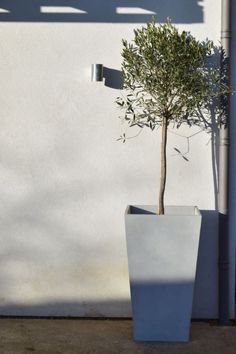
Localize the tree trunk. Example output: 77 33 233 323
157 116 168 215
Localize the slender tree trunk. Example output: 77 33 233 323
157 116 168 215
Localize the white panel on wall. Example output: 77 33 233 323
0 0 234 318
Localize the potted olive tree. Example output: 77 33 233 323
117 19 229 342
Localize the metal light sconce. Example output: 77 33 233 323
91 64 103 82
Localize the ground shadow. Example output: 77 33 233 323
0 0 204 23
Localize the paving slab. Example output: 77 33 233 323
0 318 236 354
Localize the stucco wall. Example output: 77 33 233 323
0 0 234 317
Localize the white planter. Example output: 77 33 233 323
125 205 202 342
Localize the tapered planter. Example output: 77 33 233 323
125 205 202 342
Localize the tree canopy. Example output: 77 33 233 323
117 19 229 135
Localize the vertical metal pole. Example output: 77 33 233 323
219 0 231 325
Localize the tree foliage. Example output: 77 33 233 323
117 18 229 132
116 19 231 214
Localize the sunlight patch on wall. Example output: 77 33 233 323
116 7 156 15
40 7 87 14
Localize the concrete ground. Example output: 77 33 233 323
0 318 236 354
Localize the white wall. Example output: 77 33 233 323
0 0 233 317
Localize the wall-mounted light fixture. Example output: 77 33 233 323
91 64 103 82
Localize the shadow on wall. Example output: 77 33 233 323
0 300 132 317
104 67 123 90
192 210 219 319
0 0 204 23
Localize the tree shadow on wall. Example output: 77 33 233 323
0 0 204 23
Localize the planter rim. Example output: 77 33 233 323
125 205 201 217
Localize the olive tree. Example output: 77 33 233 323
117 19 229 215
